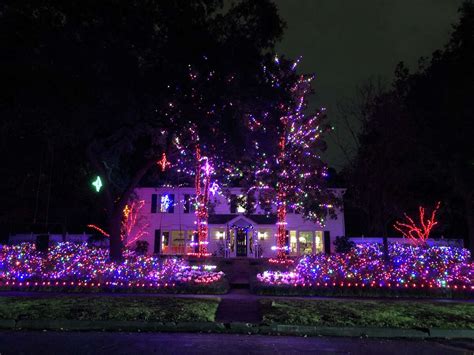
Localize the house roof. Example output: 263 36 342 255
208 214 277 225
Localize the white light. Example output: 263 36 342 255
258 231 268 240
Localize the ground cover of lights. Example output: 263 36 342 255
257 244 473 293
0 243 223 291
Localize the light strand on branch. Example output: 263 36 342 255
394 202 441 246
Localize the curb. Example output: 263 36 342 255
0 319 472 339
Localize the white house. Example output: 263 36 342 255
128 187 346 258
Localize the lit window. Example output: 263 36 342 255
214 230 226 240
160 194 174 213
171 230 185 254
257 231 268 240
237 200 246 214
290 230 297 255
315 231 323 253
184 194 196 213
299 231 313 255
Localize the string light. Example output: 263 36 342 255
261 58 335 259
87 200 149 248
257 243 473 292
86 224 110 237
394 202 441 246
0 243 223 289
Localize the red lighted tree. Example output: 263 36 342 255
87 198 149 249
122 199 149 248
393 202 441 246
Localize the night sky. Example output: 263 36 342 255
274 0 463 169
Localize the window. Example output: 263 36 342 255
171 230 185 246
187 230 196 242
161 231 170 254
315 231 324 253
187 230 197 253
289 230 297 255
160 194 174 213
171 230 185 254
230 194 246 213
213 229 226 240
257 230 270 240
237 196 246 213
184 194 196 214
151 194 158 213
299 231 313 255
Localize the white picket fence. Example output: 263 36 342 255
7 233 92 244
349 236 464 248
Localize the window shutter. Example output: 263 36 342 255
151 194 157 213
184 194 190 213
230 194 237 213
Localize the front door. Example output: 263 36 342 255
236 228 247 257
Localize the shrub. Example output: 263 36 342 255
333 235 355 253
135 240 149 255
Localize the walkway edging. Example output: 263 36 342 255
0 319 472 339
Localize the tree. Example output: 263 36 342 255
343 1 474 257
241 57 338 259
0 0 285 260
394 202 441 246
333 235 355 254
399 1 474 254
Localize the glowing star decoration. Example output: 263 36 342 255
92 176 103 192
209 182 219 196
394 202 441 246
157 153 171 171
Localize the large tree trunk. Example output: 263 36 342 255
87 137 169 262
108 210 124 261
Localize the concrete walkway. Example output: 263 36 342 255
215 259 262 323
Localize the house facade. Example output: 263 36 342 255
129 187 346 258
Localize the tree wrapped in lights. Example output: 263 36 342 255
194 145 213 256
166 62 257 257
394 202 441 246
250 57 337 260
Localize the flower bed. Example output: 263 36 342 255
255 244 473 298
0 243 226 293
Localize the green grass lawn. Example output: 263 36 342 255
0 296 220 323
260 299 474 329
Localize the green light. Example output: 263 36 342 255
92 176 103 192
